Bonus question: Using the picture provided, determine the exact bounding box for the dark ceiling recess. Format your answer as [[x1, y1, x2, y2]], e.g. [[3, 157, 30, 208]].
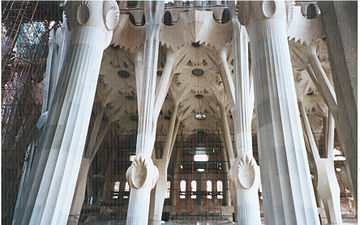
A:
[[141, 14, 146, 26], [307, 90, 314, 96], [163, 11, 173, 26], [192, 68, 204, 76], [195, 94, 204, 99], [111, 45, 120, 50], [118, 70, 130, 78], [128, 13, 136, 26], [221, 8, 231, 23], [192, 42, 201, 48], [127, 1, 137, 8], [125, 94, 135, 100], [307, 4, 316, 19]]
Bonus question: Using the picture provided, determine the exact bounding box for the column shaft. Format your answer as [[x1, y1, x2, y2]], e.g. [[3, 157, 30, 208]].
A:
[[126, 2, 164, 225], [149, 162, 167, 225], [67, 158, 91, 225], [15, 26, 107, 225], [229, 3, 261, 224], [248, 3, 319, 224]]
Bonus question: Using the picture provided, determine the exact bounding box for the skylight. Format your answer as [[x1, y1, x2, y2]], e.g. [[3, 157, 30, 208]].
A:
[[194, 154, 208, 162], [195, 114, 206, 120]]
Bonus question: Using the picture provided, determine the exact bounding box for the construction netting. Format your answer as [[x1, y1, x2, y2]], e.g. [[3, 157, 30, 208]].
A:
[[1, 1, 61, 224]]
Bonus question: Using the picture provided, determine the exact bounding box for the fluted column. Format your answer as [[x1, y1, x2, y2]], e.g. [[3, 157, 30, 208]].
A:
[[13, 2, 119, 225], [67, 158, 91, 225], [126, 2, 164, 225], [12, 26, 59, 225], [224, 3, 262, 225], [238, 1, 319, 225]]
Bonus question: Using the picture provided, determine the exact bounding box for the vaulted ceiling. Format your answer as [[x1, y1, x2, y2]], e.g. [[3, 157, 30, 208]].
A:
[[94, 3, 332, 142]]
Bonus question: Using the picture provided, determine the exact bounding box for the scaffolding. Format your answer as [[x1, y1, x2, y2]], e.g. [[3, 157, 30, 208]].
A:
[[175, 130, 225, 220], [1, 1, 61, 224]]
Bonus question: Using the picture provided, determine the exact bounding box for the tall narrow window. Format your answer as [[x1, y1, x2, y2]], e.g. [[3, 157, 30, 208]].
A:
[[113, 181, 120, 192], [217, 180, 223, 199], [113, 181, 120, 199], [123, 181, 130, 199], [191, 180, 197, 199], [206, 180, 212, 192], [180, 180, 186, 199], [180, 180, 186, 192], [166, 181, 171, 199], [207, 180, 212, 199], [125, 181, 130, 192], [217, 180, 223, 192], [191, 180, 197, 192]]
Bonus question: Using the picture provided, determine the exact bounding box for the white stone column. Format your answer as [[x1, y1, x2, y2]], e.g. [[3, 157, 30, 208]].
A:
[[171, 147, 180, 208], [13, 2, 119, 225], [218, 122, 233, 208], [149, 110, 178, 225], [299, 103, 343, 225], [126, 2, 164, 225], [67, 158, 91, 225], [149, 101, 183, 225], [219, 3, 262, 224], [238, 1, 320, 225], [67, 96, 118, 225], [219, 103, 235, 209], [213, 93, 235, 210], [307, 44, 356, 201], [218, 102, 235, 162], [147, 49, 185, 224], [319, 2, 357, 201], [12, 26, 59, 225], [149, 160, 168, 225], [150, 49, 180, 149]]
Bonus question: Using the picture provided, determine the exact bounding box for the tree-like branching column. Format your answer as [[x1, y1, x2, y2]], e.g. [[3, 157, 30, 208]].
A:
[[125, 2, 164, 225], [13, 1, 119, 225], [238, 1, 320, 224]]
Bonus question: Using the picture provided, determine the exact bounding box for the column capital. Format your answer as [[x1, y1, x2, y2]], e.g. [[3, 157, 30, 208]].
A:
[[237, 1, 287, 26], [126, 154, 159, 189], [229, 153, 259, 190], [65, 0, 119, 32]]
